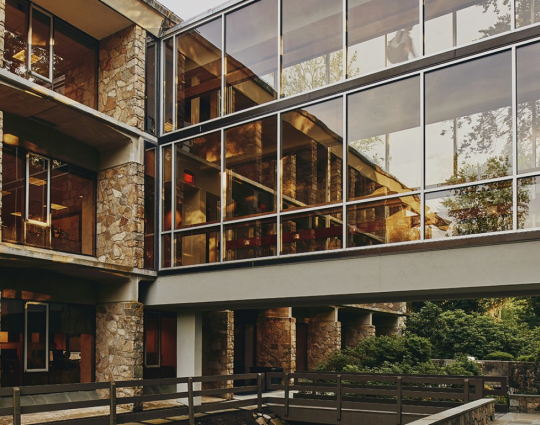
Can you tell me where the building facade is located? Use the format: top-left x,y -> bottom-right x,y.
2,0 -> 540,390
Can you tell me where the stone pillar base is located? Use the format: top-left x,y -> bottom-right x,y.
307,321 -> 341,370
343,324 -> 376,348
257,317 -> 296,373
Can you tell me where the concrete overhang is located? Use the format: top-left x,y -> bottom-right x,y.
34,0 -> 180,40
0,241 -> 157,285
143,233 -> 540,310
0,67 -> 156,151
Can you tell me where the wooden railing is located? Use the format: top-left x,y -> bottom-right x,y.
0,372 -> 507,425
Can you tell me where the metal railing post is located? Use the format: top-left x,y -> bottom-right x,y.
13,387 -> 21,425
396,377 -> 402,425
109,382 -> 116,425
464,378 -> 470,403
257,373 -> 263,413
285,373 -> 290,418
337,374 -> 342,422
188,377 -> 195,425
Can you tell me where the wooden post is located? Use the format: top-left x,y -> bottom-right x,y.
337,374 -> 342,422
109,382 -> 116,425
396,377 -> 402,425
285,373 -> 290,418
188,377 -> 195,425
464,378 -> 470,403
257,373 -> 263,413
12,387 -> 21,425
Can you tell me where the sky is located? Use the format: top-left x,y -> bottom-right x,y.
157,0 -> 227,20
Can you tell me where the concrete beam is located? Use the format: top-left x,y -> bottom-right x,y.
144,239 -> 540,309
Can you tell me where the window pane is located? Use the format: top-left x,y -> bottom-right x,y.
145,312 -> 160,367
282,98 -> 343,210
517,42 -> 540,173
174,227 -> 220,267
425,180 -> 513,239
225,218 -> 277,261
348,0 -> 419,78
26,303 -> 47,371
282,0 -> 343,97
27,154 -> 48,223
162,146 -> 173,231
53,21 -> 97,108
163,38 -> 174,133
348,77 -> 420,201
425,0 -> 511,55
1,146 -> 25,244
177,18 -> 222,128
176,132 -> 221,228
347,196 -> 421,247
516,0 -> 540,28
425,52 -> 513,188
50,163 -> 95,255
30,8 -> 51,80
4,0 -> 28,78
146,43 -> 157,134
226,117 -> 277,219
225,0 -> 278,113
518,176 -> 540,229
281,208 -> 343,254
161,233 -> 171,268
145,148 -> 156,269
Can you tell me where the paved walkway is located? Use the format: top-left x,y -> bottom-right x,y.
493,413 -> 540,425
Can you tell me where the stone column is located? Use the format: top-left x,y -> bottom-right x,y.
256,308 -> 296,373
202,311 -> 234,400
307,309 -> 341,370
341,313 -> 375,348
97,162 -> 145,268
95,302 -> 144,397
99,25 -> 146,130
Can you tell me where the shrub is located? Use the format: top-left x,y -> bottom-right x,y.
516,354 -> 537,362
483,351 -> 515,361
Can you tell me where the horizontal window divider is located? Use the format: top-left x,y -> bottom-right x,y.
171,223 -> 221,234
424,176 -> 514,194
223,214 -> 278,226
345,191 -> 422,206
516,170 -> 540,180
279,203 -> 345,217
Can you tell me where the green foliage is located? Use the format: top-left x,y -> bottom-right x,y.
484,351 -> 515,361
516,354 -> 537,362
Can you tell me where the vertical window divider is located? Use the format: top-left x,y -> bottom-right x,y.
511,0 -> 516,31
343,0 -> 348,80
221,15 -> 226,117
277,0 -> 282,99
512,45 -> 518,231
172,35 -> 177,132
277,112 -> 282,256
220,128 -> 225,262
420,70 -> 426,240
420,0 -> 425,57
342,94 -> 348,248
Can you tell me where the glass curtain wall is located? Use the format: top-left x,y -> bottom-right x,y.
164,0 -> 540,135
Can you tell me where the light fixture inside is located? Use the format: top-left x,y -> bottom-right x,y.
28,177 -> 47,186
10,212 -> 21,217
50,203 -> 67,210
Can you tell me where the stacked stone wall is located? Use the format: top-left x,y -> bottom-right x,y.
257,317 -> 296,373
96,302 -> 144,397
97,162 -> 145,268
307,321 -> 341,370
343,324 -> 375,348
202,311 -> 234,399
99,25 -> 145,130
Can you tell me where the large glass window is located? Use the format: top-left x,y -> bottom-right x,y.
282,98 -> 343,210
225,0 -> 278,113
425,52 -> 513,188
146,42 -> 157,135
177,18 -> 222,129
519,175 -> 540,229
516,0 -> 540,28
348,77 -> 421,200
282,0 -> 343,97
425,180 -> 514,239
348,196 -> 421,247
174,227 -> 220,267
225,218 -> 277,261
25,302 -> 48,372
1,145 -> 96,255
348,0 -> 419,78
163,38 -> 175,133
425,0 -> 511,55
226,117 -> 277,219
175,132 -> 221,228
281,208 -> 343,255
144,146 -> 156,269
518,42 -> 540,173
4,2 -> 97,107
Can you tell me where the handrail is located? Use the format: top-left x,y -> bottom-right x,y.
1,372 -> 507,425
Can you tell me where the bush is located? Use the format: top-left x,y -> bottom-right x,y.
516,354 -> 537,362
483,351 -> 515,361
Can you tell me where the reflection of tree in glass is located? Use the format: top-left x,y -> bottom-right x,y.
514,0 -> 540,26
477,0 -> 512,38
518,100 -> 540,170
348,136 -> 385,169
441,157 -> 530,235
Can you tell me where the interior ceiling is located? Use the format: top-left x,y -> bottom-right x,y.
0,77 -> 131,150
32,0 -> 133,40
